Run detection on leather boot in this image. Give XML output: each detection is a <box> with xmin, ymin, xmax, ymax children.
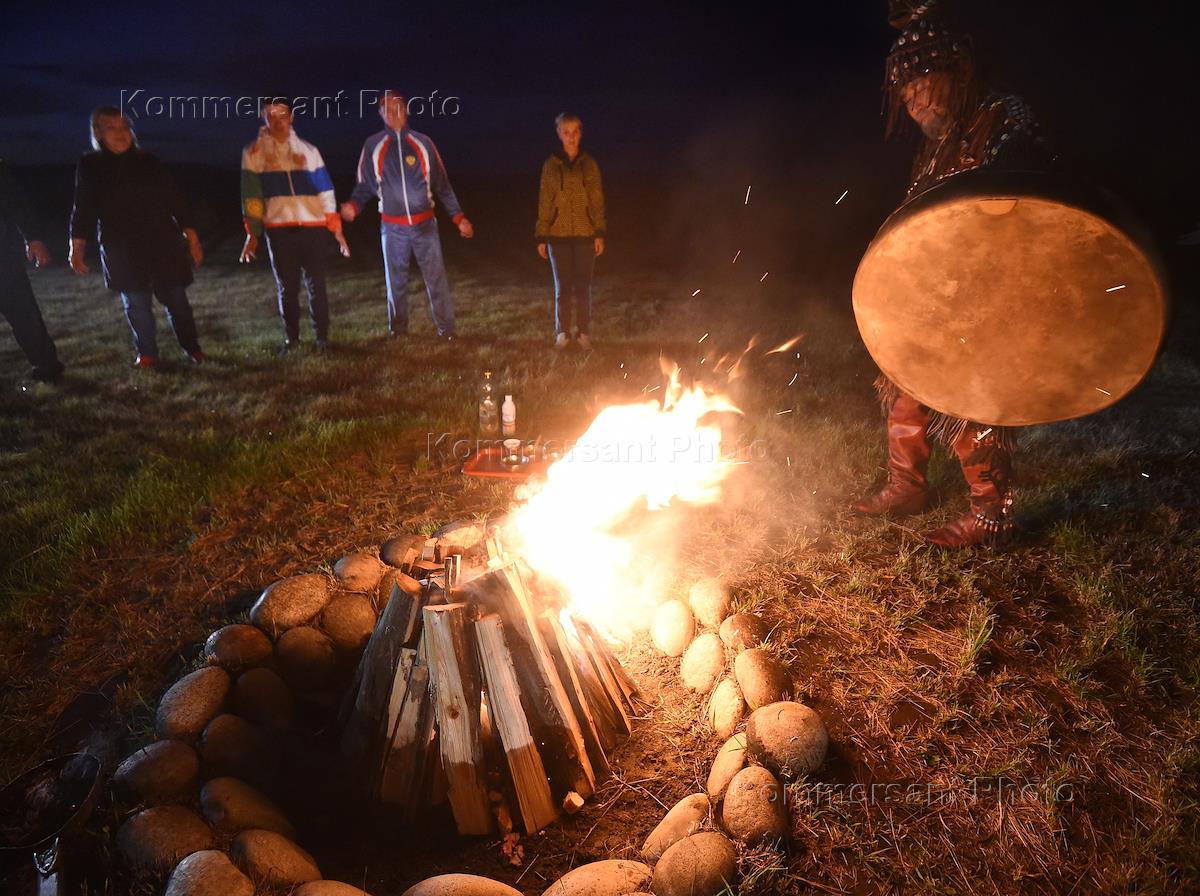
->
<box><xmin>923</xmin><ymin>426</ymin><xmax>1015</xmax><ymax>548</ymax></box>
<box><xmin>853</xmin><ymin>393</ymin><xmax>932</xmax><ymax>517</ymax></box>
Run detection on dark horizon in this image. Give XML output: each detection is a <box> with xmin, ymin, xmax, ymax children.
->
<box><xmin>4</xmin><ymin>0</ymin><xmax>1200</xmax><ymax>268</ymax></box>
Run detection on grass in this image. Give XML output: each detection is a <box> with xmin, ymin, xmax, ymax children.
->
<box><xmin>0</xmin><ymin>244</ymin><xmax>673</xmax><ymax>612</ymax></box>
<box><xmin>1</xmin><ymin>239</ymin><xmax>1199</xmax><ymax>894</ymax></box>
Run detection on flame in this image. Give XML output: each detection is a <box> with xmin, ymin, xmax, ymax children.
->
<box><xmin>507</xmin><ymin>365</ymin><xmax>740</xmax><ymax>640</ymax></box>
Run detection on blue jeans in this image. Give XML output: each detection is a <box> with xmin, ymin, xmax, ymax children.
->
<box><xmin>381</xmin><ymin>218</ymin><xmax>454</xmax><ymax>336</ymax></box>
<box><xmin>548</xmin><ymin>238</ymin><xmax>595</xmax><ymax>336</ymax></box>
<box><xmin>119</xmin><ymin>284</ymin><xmax>200</xmax><ymax>358</ymax></box>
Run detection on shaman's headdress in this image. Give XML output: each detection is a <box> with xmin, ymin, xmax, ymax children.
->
<box><xmin>884</xmin><ymin>0</ymin><xmax>977</xmax><ymax>135</ymax></box>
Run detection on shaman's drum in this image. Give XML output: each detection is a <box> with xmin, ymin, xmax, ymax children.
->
<box><xmin>852</xmin><ymin>169</ymin><xmax>1168</xmax><ymax>426</ymax></box>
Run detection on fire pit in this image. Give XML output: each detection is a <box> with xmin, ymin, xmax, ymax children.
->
<box><xmin>80</xmin><ymin>355</ymin><xmax>829</xmax><ymax>895</ymax></box>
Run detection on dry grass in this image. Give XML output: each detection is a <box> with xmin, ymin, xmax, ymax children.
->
<box><xmin>665</xmin><ymin>362</ymin><xmax>1200</xmax><ymax>894</ymax></box>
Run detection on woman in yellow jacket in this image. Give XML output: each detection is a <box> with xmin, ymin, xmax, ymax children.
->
<box><xmin>536</xmin><ymin>113</ymin><xmax>606</xmax><ymax>350</ymax></box>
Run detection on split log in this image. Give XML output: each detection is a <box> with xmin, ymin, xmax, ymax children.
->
<box><xmin>340</xmin><ymin>585</ymin><xmax>423</xmax><ymax>773</ymax></box>
<box><xmin>549</xmin><ymin>617</ymin><xmax>623</xmax><ymax>752</ymax></box>
<box><xmin>379</xmin><ymin>663</ymin><xmax>432</xmax><ymax>809</ymax></box>
<box><xmin>408</xmin><ymin>633</ymin><xmax>444</xmax><ymax>816</ymax></box>
<box><xmin>476</xmin><ymin>615</ymin><xmax>559</xmax><ymax>834</ymax></box>
<box><xmin>462</xmin><ymin>567</ymin><xmax>596</xmax><ymax>801</ymax></box>
<box><xmin>384</xmin><ymin>648</ymin><xmax>418</xmax><ymax>748</ymax></box>
<box><xmin>502</xmin><ymin>565</ymin><xmax>597</xmax><ymax>797</ymax></box>
<box><xmin>580</xmin><ymin>619</ymin><xmax>640</xmax><ymax>708</ymax></box>
<box><xmin>424</xmin><ymin>604</ymin><xmax>492</xmax><ymax>835</ymax></box>
<box><xmin>540</xmin><ymin>611</ymin><xmax>613</xmax><ymax>779</ymax></box>
<box><xmin>576</xmin><ymin>622</ymin><xmax>633</xmax><ymax>735</ymax></box>
<box><xmin>422</xmin><ymin>726</ymin><xmax>448</xmax><ymax>810</ymax></box>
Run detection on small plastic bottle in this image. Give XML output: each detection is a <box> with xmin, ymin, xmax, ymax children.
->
<box><xmin>478</xmin><ymin>371</ymin><xmax>499</xmax><ymax>437</ymax></box>
<box><xmin>501</xmin><ymin>394</ymin><xmax>517</xmax><ymax>437</ymax></box>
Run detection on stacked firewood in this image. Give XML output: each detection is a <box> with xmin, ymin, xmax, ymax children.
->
<box><xmin>339</xmin><ymin>537</ymin><xmax>638</xmax><ymax>836</ymax></box>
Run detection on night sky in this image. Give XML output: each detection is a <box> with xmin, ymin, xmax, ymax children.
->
<box><xmin>3</xmin><ymin>1</ymin><xmax>1198</xmax><ymax>262</ymax></box>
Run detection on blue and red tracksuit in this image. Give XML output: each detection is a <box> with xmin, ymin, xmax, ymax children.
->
<box><xmin>348</xmin><ymin>128</ymin><xmax>466</xmax><ymax>336</ymax></box>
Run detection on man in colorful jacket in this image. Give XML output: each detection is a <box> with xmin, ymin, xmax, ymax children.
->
<box><xmin>240</xmin><ymin>96</ymin><xmax>349</xmax><ymax>353</ymax></box>
<box><xmin>341</xmin><ymin>90</ymin><xmax>473</xmax><ymax>340</ymax></box>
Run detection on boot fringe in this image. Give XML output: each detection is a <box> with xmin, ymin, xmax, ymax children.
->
<box><xmin>874</xmin><ymin>373</ymin><xmax>903</xmax><ymax>415</ymax></box>
<box><xmin>874</xmin><ymin>374</ymin><xmax>1016</xmax><ymax>452</ymax></box>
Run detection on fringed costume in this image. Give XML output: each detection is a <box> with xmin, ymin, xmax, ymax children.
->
<box><xmin>855</xmin><ymin>0</ymin><xmax>1045</xmax><ymax>547</ymax></box>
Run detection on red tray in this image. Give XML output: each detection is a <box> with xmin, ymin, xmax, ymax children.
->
<box><xmin>462</xmin><ymin>446</ymin><xmax>553</xmax><ymax>480</ymax></box>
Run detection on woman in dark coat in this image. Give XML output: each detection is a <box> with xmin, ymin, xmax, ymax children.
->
<box><xmin>69</xmin><ymin>107</ymin><xmax>204</xmax><ymax>367</ymax></box>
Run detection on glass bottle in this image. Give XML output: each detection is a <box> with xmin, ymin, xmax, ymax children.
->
<box><xmin>478</xmin><ymin>370</ymin><xmax>500</xmax><ymax>437</ymax></box>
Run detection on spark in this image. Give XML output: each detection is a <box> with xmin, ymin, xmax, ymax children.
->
<box><xmin>786</xmin><ymin>456</ymin><xmax>791</xmax><ymax>467</ymax></box>
<box><xmin>1095</xmin><ymin>387</ymin><xmax>1112</xmax><ymax>396</ymax></box>
<box><xmin>700</xmin><ymin>358</ymin><xmax>706</xmax><ymax>364</ymax></box>
<box><xmin>960</xmin><ymin>337</ymin><xmax>966</xmax><ymax>343</ymax></box>
<box><xmin>776</xmin><ymin>408</ymin><xmax>793</xmax><ymax>416</ymax></box>
<box><xmin>692</xmin><ymin>289</ymin><xmax>701</xmax><ymax>297</ymax></box>
<box><xmin>619</xmin><ymin>363</ymin><xmax>624</xmax><ymax>368</ymax></box>
<box><xmin>766</xmin><ymin>335</ymin><xmax>803</xmax><ymax>355</ymax></box>
<box><xmin>835</xmin><ymin>189</ymin><xmax>849</xmax><ymax>205</ymax></box>
<box><xmin>744</xmin><ymin>185</ymin><xmax>751</xmax><ymax>205</ymax></box>
<box><xmin>698</xmin><ymin>333</ymin><xmax>709</xmax><ymax>344</ymax></box>
<box><xmin>759</xmin><ymin>272</ymin><xmax>769</xmax><ymax>282</ymax></box>
<box><xmin>647</xmin><ymin>385</ymin><xmax>661</xmax><ymax>393</ymax></box>
<box><xmin>623</xmin><ymin>372</ymin><xmax>628</xmax><ymax>379</ymax></box>
<box><xmin>732</xmin><ymin>250</ymin><xmax>741</xmax><ymax>264</ymax></box>
<box><xmin>1141</xmin><ymin>472</ymin><xmax>1150</xmax><ymax>479</ymax></box>
<box><xmin>788</xmin><ymin>373</ymin><xmax>798</xmax><ymax>386</ymax></box>
<box><xmin>1106</xmin><ymin>284</ymin><xmax>1126</xmax><ymax>293</ymax></box>
<box><xmin>978</xmin><ymin>427</ymin><xmax>993</xmax><ymax>439</ymax></box>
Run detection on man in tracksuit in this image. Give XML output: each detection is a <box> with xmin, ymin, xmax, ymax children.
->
<box><xmin>341</xmin><ymin>90</ymin><xmax>473</xmax><ymax>340</ymax></box>
<box><xmin>240</xmin><ymin>97</ymin><xmax>349</xmax><ymax>353</ymax></box>
<box><xmin>0</xmin><ymin>160</ymin><xmax>63</xmax><ymax>382</ymax></box>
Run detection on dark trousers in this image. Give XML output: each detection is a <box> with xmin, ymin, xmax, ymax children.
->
<box><xmin>548</xmin><ymin>238</ymin><xmax>595</xmax><ymax>336</ymax></box>
<box><xmin>265</xmin><ymin>228</ymin><xmax>330</xmax><ymax>342</ymax></box>
<box><xmin>1</xmin><ymin>255</ymin><xmax>62</xmax><ymax>377</ymax></box>
<box><xmin>119</xmin><ymin>285</ymin><xmax>200</xmax><ymax>357</ymax></box>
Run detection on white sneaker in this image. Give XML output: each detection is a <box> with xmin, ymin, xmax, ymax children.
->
<box><xmin>577</xmin><ymin>333</ymin><xmax>592</xmax><ymax>351</ymax></box>
<box><xmin>554</xmin><ymin>333</ymin><xmax>570</xmax><ymax>350</ymax></box>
